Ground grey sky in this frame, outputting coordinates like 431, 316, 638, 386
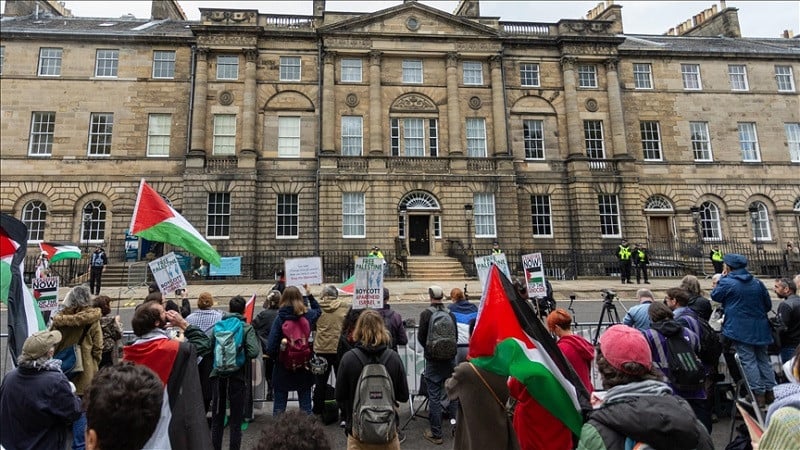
2, 1, 798, 37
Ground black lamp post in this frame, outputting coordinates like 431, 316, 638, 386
82, 204, 93, 256
463, 204, 473, 254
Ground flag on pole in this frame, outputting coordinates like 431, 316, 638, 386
1, 214, 46, 363
244, 293, 256, 323
337, 274, 355, 295
469, 265, 590, 448
130, 179, 221, 266
39, 241, 82, 263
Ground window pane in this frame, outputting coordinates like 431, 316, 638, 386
0, 46, 5, 75
690, 122, 712, 161
776, 66, 795, 92
681, 64, 702, 90
88, 113, 114, 156
153, 50, 175, 79
95, 49, 119, 77
463, 61, 483, 85
699, 202, 722, 241
633, 63, 652, 89
278, 117, 301, 157
22, 201, 47, 242
531, 195, 552, 237
584, 120, 604, 159
276, 194, 299, 238
213, 114, 236, 155
342, 192, 365, 237
474, 193, 496, 237
217, 55, 238, 80
403, 118, 424, 157
786, 123, 800, 162
466, 118, 486, 157
429, 119, 438, 157
341, 58, 362, 82
38, 48, 62, 76
280, 56, 301, 81
29, 112, 56, 156
728, 65, 748, 91
207, 193, 230, 238
640, 121, 662, 161
341, 116, 363, 156
147, 114, 172, 156
578, 64, 597, 88
81, 201, 107, 243
598, 194, 620, 237
402, 60, 423, 84
523, 119, 544, 160
751, 202, 771, 241
737, 122, 760, 162
520, 63, 539, 87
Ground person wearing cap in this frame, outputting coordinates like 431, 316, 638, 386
711, 253, 776, 408
577, 325, 713, 450
418, 285, 459, 445
378, 287, 408, 352
709, 244, 724, 274
491, 241, 502, 254
88, 244, 108, 295
311, 285, 349, 417
631, 242, 650, 284
0, 330, 83, 450
615, 239, 632, 284
368, 245, 384, 259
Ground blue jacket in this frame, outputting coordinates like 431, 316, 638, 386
623, 301, 652, 331
448, 300, 478, 345
265, 295, 321, 391
711, 269, 772, 345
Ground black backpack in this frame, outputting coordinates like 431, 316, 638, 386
649, 329, 705, 391
680, 312, 723, 367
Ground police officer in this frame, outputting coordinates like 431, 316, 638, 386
616, 239, 632, 284
632, 243, 650, 284
709, 245, 724, 274
491, 241, 502, 254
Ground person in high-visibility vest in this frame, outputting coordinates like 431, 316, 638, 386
615, 239, 632, 284
491, 241, 502, 254
709, 245, 724, 274
632, 243, 650, 284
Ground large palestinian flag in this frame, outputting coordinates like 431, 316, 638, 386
469, 265, 591, 448
1, 214, 46, 363
130, 179, 221, 266
39, 241, 82, 263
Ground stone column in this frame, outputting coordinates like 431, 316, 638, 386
321, 51, 336, 154
369, 50, 383, 155
489, 55, 507, 156
190, 48, 209, 155
605, 58, 628, 158
446, 52, 462, 156
242, 49, 258, 153
560, 56, 582, 157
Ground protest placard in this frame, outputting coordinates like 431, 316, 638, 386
352, 257, 384, 309
475, 252, 511, 287
148, 252, 187, 293
285, 257, 323, 288
522, 252, 548, 297
31, 276, 59, 312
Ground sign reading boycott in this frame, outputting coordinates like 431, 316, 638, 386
31, 276, 60, 312
475, 252, 511, 287
522, 252, 547, 297
352, 256, 384, 309
285, 257, 323, 288
148, 252, 187, 293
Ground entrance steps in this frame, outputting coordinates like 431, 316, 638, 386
405, 256, 468, 280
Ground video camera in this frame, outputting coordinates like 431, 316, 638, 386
601, 289, 617, 303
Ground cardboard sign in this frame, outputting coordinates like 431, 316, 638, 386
149, 252, 187, 293
352, 257, 384, 309
31, 276, 59, 312
522, 252, 548, 297
285, 257, 323, 288
475, 252, 511, 287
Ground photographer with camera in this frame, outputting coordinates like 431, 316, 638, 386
622, 288, 656, 331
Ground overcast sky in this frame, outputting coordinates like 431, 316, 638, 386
2, 1, 797, 38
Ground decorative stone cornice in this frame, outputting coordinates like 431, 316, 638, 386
197, 34, 258, 48
390, 93, 438, 113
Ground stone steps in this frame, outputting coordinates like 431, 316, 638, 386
405, 256, 468, 280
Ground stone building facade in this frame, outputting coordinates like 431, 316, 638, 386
1, 0, 798, 274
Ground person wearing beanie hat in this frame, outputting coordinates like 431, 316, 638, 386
377, 287, 408, 352
311, 285, 349, 416
577, 325, 713, 450
712, 252, 776, 408
0, 330, 83, 450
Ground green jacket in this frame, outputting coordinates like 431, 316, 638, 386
184, 312, 261, 378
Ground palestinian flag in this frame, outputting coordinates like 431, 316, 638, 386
469, 265, 590, 447
130, 179, 221, 266
337, 274, 355, 295
1, 214, 46, 363
39, 241, 82, 263
244, 293, 256, 323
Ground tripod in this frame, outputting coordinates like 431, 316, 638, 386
592, 299, 621, 345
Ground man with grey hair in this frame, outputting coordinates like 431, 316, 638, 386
774, 277, 800, 363
0, 330, 83, 450
622, 288, 655, 331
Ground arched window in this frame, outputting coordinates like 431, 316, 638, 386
749, 201, 772, 242
399, 191, 440, 211
644, 195, 673, 211
22, 201, 47, 243
81, 201, 107, 244
699, 201, 722, 241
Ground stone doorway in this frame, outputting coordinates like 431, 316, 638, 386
408, 215, 430, 256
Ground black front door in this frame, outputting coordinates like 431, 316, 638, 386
409, 215, 430, 256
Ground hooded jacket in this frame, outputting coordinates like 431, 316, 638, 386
557, 334, 595, 393
644, 320, 704, 400
711, 268, 773, 345
314, 296, 349, 354
687, 295, 712, 322
266, 295, 321, 391
377, 305, 408, 351
50, 306, 103, 395
449, 300, 478, 346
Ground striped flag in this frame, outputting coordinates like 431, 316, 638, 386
244, 293, 256, 323
39, 241, 82, 263
1, 214, 46, 363
337, 274, 355, 295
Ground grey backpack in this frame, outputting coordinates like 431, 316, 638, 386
351, 348, 397, 445
425, 306, 458, 360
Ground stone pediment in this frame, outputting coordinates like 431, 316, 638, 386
390, 93, 438, 113
319, 2, 498, 38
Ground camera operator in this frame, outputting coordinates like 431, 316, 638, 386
622, 288, 656, 331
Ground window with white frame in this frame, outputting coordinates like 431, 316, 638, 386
786, 123, 800, 162
22, 200, 47, 243
82, 201, 107, 243
147, 114, 172, 157
398, 214, 405, 239
598, 194, 620, 237
738, 122, 760, 162
28, 112, 56, 156
523, 119, 544, 160
433, 216, 441, 239
278, 117, 301, 157
0, 46, 5, 75
94, 49, 118, 77
342, 192, 365, 238
584, 120, 605, 159
212, 114, 236, 155
473, 193, 496, 237
216, 55, 238, 80
341, 58, 362, 82
775, 65, 795, 92
640, 121, 662, 161
681, 64, 702, 90
152, 50, 175, 79
644, 196, 672, 211
276, 194, 299, 238
699, 201, 722, 241
206, 193, 230, 238
633, 63, 653, 89
690, 121, 712, 161
519, 63, 540, 87
402, 60, 423, 84
390, 118, 438, 157
88, 113, 113, 156
728, 65, 748, 91
341, 116, 363, 156
280, 56, 301, 81
463, 61, 483, 85
466, 118, 487, 157
530, 195, 552, 237
750, 201, 771, 241
38, 48, 62, 76
578, 64, 597, 88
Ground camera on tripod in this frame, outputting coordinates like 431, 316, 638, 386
601, 289, 617, 302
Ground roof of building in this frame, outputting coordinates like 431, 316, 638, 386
619, 34, 800, 57
0, 15, 194, 38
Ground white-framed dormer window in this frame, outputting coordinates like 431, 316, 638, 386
94, 49, 119, 77
466, 118, 487, 157
633, 63, 653, 89
578, 64, 597, 88
473, 193, 497, 238
342, 192, 365, 238
280, 56, 301, 81
738, 122, 760, 162
38, 47, 62, 76
462, 61, 483, 85
212, 114, 236, 155
690, 121, 712, 162
728, 65, 749, 91
681, 64, 702, 90
276, 193, 299, 239
341, 58, 362, 83
216, 55, 238, 80
520, 63, 540, 87
598, 194, 621, 237
278, 116, 301, 157
775, 65, 795, 92
786, 122, 800, 162
341, 116, 363, 156
402, 60, 423, 84
147, 114, 172, 157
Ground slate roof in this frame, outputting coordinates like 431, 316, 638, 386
619, 34, 800, 57
0, 15, 194, 38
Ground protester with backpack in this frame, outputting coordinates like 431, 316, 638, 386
266, 285, 321, 416
208, 296, 261, 450
312, 285, 349, 418
418, 285, 459, 445
336, 310, 409, 449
